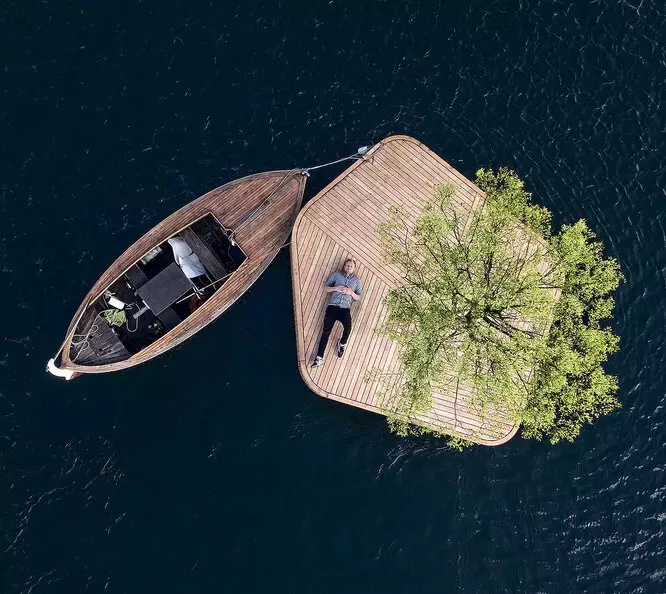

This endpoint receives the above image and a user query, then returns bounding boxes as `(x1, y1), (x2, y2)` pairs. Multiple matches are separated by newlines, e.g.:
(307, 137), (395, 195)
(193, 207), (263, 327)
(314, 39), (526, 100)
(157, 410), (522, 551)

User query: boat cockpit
(69, 214), (246, 366)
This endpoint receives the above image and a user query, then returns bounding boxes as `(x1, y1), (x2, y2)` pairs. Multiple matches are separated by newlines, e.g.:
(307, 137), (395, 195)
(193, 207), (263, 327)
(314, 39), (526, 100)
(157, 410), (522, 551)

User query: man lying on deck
(311, 258), (363, 369)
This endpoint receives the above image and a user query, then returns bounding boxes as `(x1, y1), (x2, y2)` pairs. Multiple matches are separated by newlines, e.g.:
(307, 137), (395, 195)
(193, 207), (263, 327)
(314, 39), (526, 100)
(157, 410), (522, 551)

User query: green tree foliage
(523, 220), (623, 443)
(378, 168), (622, 446)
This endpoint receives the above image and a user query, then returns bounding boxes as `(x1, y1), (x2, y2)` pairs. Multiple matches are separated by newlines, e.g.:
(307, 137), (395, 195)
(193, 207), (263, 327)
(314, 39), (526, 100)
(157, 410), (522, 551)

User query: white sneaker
(311, 356), (324, 368)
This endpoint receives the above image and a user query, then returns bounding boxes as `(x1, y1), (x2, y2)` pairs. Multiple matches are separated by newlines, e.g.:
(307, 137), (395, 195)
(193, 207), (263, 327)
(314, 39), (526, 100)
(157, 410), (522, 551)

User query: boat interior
(69, 214), (246, 366)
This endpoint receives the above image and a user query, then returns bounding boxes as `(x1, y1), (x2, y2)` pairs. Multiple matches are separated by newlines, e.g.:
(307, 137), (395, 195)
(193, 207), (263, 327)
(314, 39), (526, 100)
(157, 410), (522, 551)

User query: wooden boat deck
(290, 136), (518, 445)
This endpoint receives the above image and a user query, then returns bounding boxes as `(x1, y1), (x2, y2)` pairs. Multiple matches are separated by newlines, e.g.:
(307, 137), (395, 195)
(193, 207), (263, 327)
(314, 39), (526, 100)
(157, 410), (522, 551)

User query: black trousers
(317, 305), (352, 358)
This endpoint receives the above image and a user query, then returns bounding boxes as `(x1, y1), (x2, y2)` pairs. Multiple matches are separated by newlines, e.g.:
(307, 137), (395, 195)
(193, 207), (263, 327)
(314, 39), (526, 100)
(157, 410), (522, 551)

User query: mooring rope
(302, 145), (371, 174)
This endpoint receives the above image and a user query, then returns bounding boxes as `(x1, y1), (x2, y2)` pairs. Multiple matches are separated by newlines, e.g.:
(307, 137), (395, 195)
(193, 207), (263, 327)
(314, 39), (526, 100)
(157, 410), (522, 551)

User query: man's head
(343, 258), (357, 274)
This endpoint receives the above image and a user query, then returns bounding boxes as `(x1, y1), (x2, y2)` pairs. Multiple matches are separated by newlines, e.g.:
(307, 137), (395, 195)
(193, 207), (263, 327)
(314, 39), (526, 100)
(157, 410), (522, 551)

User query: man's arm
(325, 285), (346, 293)
(337, 281), (361, 300)
(323, 274), (344, 294)
(350, 278), (362, 301)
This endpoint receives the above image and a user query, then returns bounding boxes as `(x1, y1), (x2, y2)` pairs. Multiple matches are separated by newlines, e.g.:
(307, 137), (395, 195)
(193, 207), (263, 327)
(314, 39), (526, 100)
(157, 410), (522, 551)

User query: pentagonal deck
(291, 135), (518, 445)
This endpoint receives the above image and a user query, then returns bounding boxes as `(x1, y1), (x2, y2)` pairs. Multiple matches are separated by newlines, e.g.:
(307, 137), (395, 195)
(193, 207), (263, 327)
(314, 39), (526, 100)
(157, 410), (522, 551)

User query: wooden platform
(290, 136), (518, 445)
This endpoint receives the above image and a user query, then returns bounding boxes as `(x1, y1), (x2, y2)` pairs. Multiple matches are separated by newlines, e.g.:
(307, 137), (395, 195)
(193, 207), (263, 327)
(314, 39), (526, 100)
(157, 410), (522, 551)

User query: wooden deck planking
(364, 334), (401, 409)
(372, 147), (480, 227)
(397, 141), (482, 207)
(363, 150), (479, 244)
(392, 145), (481, 213)
(364, 305), (400, 404)
(358, 304), (392, 405)
(291, 135), (518, 445)
(306, 198), (400, 284)
(311, 184), (403, 279)
(375, 140), (468, 206)
(353, 282), (391, 401)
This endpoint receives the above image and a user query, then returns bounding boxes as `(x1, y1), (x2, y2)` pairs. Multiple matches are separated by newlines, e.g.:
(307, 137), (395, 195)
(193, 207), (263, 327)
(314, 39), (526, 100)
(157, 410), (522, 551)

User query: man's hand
(324, 285), (357, 297)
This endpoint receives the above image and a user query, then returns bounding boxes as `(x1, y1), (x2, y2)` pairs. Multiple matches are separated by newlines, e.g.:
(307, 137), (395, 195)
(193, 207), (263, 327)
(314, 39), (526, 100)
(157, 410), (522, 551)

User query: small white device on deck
(107, 296), (126, 310)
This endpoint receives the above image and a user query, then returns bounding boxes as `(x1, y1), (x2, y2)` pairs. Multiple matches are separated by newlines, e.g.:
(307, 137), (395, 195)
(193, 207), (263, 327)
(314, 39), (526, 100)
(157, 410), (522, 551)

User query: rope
(70, 317), (101, 363)
(302, 146), (370, 174)
(124, 304), (139, 333)
(174, 272), (233, 304)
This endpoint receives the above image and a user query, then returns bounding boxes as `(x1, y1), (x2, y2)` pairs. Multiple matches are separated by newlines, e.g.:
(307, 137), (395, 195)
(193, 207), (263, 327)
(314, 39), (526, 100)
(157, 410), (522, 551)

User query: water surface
(1, 1), (665, 592)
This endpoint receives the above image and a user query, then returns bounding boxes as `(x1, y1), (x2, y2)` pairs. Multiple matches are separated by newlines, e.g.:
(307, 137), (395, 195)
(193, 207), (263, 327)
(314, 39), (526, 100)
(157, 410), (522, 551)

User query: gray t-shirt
(325, 272), (363, 309)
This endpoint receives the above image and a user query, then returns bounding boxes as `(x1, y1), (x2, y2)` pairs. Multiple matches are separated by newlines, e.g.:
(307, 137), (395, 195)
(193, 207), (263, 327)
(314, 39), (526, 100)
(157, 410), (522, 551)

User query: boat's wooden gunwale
(61, 170), (306, 374)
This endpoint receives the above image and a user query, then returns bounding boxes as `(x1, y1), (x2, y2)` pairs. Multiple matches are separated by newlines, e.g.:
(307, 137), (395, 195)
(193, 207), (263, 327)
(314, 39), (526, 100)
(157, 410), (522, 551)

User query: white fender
(46, 359), (76, 380)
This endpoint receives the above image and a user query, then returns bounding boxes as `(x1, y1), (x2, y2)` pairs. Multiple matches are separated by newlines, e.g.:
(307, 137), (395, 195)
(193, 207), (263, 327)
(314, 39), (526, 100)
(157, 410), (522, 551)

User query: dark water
(1, 1), (665, 592)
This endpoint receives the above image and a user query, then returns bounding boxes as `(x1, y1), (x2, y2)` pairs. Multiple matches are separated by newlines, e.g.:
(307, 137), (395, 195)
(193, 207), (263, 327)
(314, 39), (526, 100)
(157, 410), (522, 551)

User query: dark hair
(343, 258), (357, 268)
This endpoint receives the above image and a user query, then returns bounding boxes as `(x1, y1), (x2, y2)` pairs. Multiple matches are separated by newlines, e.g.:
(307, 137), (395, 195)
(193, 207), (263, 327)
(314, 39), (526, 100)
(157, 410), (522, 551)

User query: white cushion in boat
(167, 237), (206, 279)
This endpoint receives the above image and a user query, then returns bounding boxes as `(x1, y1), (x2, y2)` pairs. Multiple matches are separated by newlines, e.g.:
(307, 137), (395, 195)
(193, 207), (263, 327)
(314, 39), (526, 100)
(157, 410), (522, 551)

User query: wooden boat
(47, 169), (307, 379)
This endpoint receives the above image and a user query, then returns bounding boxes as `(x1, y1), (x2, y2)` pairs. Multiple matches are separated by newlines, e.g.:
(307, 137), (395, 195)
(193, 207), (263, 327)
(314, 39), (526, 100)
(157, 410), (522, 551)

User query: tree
(378, 168), (622, 446)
